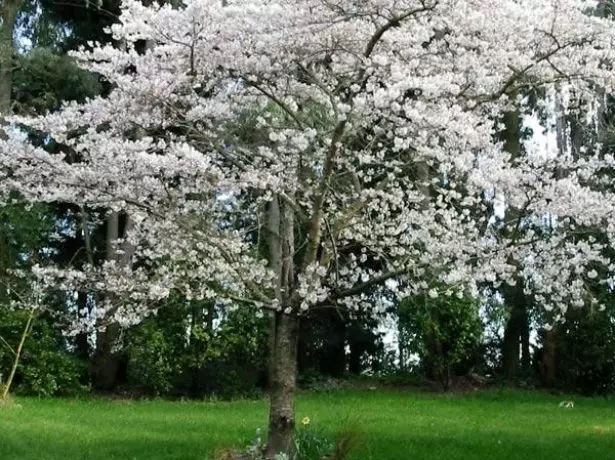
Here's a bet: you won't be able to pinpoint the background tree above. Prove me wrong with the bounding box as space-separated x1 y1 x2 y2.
398 293 482 390
4 1 615 458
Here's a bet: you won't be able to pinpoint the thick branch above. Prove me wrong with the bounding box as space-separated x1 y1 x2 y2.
323 267 407 304
364 2 438 58
301 120 346 270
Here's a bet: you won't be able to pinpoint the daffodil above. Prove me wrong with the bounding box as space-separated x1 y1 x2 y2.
300 416 310 425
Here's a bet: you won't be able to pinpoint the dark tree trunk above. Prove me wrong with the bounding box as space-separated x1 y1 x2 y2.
502 309 521 381
267 311 277 390
206 301 214 331
265 193 299 458
266 196 282 391
348 340 365 375
91 212 120 390
266 312 298 458
499 103 527 383
442 364 451 392
76 212 95 361
91 324 121 391
520 310 531 374
74 292 90 360
0 0 21 125
348 350 361 375
192 303 203 332
319 311 346 377
398 331 405 373
540 327 557 388
502 304 531 381
502 282 528 382
424 328 442 383
91 213 134 391
189 302 205 395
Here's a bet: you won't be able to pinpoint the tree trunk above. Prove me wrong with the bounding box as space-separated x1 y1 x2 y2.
502 315 520 381
206 301 214 331
266 197 282 391
265 194 299 457
75 209 97 361
425 327 445 386
267 311 277 390
520 310 531 375
502 297 530 381
92 212 120 390
266 312 298 458
91 325 121 391
398 325 405 373
320 311 346 377
74 292 91 360
501 266 530 382
540 327 557 388
0 0 21 125
348 344 363 375
499 101 528 383
92 212 135 391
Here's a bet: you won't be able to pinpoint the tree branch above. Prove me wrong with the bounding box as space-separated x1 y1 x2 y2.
324 267 407 304
364 2 438 58
301 119 347 270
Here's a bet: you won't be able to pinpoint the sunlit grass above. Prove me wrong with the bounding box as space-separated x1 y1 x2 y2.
0 389 614 459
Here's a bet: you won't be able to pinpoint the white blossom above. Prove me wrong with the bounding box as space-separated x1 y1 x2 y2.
0 0 614 328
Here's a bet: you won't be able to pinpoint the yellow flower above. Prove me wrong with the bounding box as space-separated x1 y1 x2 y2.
301 416 311 425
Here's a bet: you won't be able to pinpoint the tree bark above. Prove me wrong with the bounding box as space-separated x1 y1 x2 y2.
502 295 530 381
319 310 346 377
540 326 557 388
92 212 119 390
74 292 91 360
520 310 531 375
0 0 21 125
502 284 528 382
266 197 282 391
267 311 277 390
266 312 298 458
92 212 134 391
206 302 214 331
500 103 531 383
502 312 520 381
348 345 362 375
265 195 299 457
398 318 406 373
91 325 121 391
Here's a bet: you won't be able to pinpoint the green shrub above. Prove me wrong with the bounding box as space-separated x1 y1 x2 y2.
552 306 615 395
124 304 269 399
0 310 87 397
398 293 483 390
126 322 180 396
17 348 87 397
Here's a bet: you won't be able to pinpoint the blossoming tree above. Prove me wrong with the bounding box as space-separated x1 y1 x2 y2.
3 0 615 455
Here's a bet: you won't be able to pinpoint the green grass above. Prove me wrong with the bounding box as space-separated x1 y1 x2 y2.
1 389 614 459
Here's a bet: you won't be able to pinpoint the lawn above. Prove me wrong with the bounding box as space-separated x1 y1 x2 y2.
1 389 614 459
